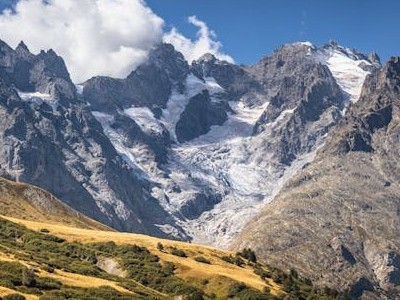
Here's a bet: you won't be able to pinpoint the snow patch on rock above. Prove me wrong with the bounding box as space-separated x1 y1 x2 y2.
124 107 163 135
18 90 59 110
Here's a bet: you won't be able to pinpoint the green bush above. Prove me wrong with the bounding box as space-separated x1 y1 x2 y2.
237 248 257 263
21 269 36 287
157 242 164 251
39 286 137 300
170 247 187 258
227 282 271 299
254 266 272 279
228 282 247 296
221 255 234 264
194 256 210 264
162 262 175 276
186 290 205 300
234 256 244 267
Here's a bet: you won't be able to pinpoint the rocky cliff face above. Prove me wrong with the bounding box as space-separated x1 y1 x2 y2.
233 58 400 299
0 40 182 238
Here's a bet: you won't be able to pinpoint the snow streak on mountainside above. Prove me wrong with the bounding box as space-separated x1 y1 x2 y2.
86 41 380 247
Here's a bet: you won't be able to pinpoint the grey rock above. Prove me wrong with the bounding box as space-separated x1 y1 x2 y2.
233 57 400 298
175 90 228 143
179 191 222 220
83 43 190 113
251 44 344 164
191 53 262 101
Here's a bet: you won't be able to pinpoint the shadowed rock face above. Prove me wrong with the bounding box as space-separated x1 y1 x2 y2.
0 40 76 102
233 58 400 299
175 91 228 143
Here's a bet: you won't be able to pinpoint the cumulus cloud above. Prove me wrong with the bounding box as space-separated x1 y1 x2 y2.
164 16 234 64
0 0 164 82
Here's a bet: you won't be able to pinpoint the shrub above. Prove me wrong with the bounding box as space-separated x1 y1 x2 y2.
221 255 234 264
263 286 271 294
237 248 257 263
227 282 270 299
162 262 175 276
21 269 36 287
234 256 244 267
228 282 247 296
289 268 298 279
88 241 117 254
170 247 187 258
186 290 204 300
157 242 164 251
194 256 210 264
3 294 26 300
40 286 136 300
35 277 62 290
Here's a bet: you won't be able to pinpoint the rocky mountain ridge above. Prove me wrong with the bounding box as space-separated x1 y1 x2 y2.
83 41 380 246
0 38 381 246
233 57 400 299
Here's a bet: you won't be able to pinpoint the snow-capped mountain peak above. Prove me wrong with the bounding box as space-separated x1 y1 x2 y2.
313 42 380 104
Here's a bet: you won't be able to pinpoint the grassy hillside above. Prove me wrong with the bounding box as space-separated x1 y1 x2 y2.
0 216 348 300
0 177 110 231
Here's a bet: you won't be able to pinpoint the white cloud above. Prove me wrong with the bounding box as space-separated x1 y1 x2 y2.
0 0 164 83
164 15 234 64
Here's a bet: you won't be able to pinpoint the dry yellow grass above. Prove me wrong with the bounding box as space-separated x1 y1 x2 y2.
0 251 15 262
38 269 133 294
0 251 34 268
3 216 281 295
0 250 133 294
0 287 38 300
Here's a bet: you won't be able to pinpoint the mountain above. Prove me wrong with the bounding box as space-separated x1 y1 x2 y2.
0 37 382 244
0 40 183 239
82 41 379 247
233 57 400 299
0 36 396 298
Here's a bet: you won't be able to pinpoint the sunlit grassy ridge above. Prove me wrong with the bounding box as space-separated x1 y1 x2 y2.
0 215 348 300
0 216 277 298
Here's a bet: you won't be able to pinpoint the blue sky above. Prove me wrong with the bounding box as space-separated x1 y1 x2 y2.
0 0 398 77
147 0 399 64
